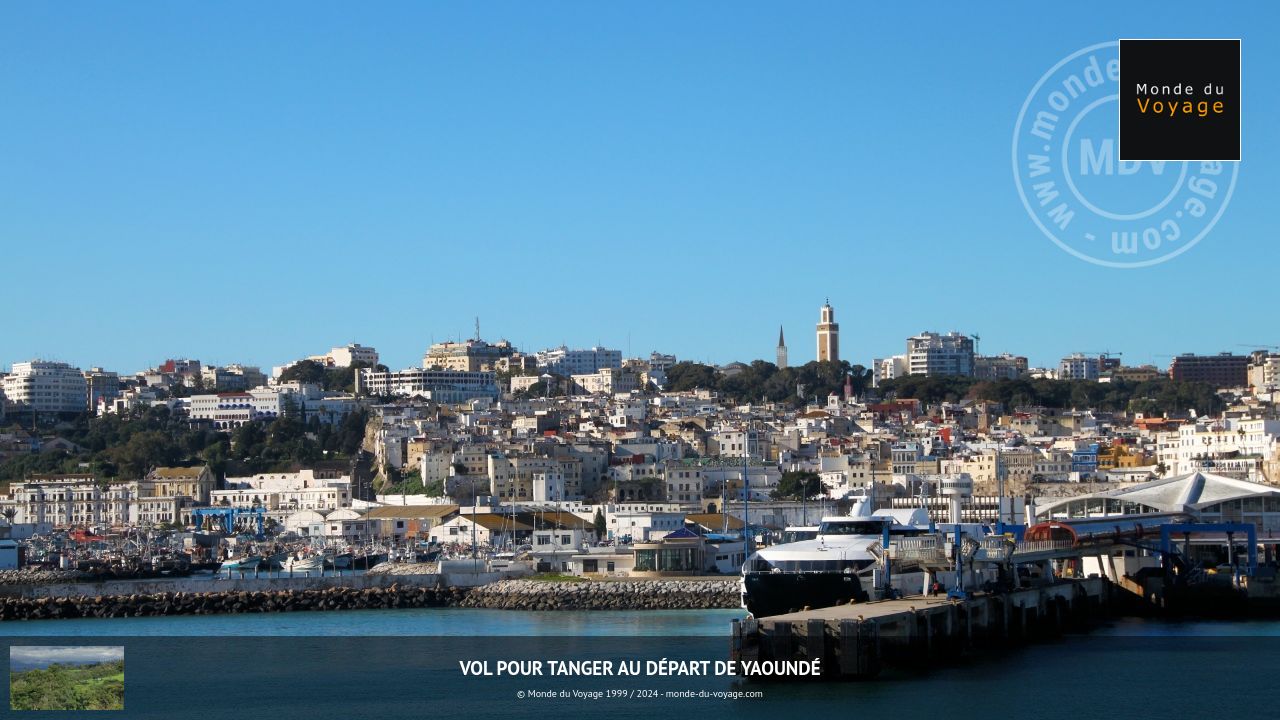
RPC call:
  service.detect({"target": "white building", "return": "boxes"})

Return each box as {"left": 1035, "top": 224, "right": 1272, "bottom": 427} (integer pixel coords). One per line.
{"left": 1058, "top": 353, "right": 1101, "bottom": 381}
{"left": 423, "top": 339, "right": 513, "bottom": 372}
{"left": 1164, "top": 418, "right": 1280, "bottom": 480}
{"left": 1249, "top": 353, "right": 1280, "bottom": 392}
{"left": 532, "top": 471, "right": 566, "bottom": 503}
{"left": 873, "top": 355, "right": 909, "bottom": 385}
{"left": 3, "top": 360, "right": 88, "bottom": 413}
{"left": 186, "top": 388, "right": 290, "bottom": 429}
{"left": 906, "top": 332, "right": 974, "bottom": 377}
{"left": 83, "top": 367, "right": 120, "bottom": 409}
{"left": 571, "top": 368, "right": 638, "bottom": 395}
{"left": 534, "top": 346, "right": 622, "bottom": 376}
{"left": 1035, "top": 471, "right": 1280, "bottom": 534}
{"left": 1, "top": 474, "right": 194, "bottom": 527}
{"left": 323, "top": 344, "right": 379, "bottom": 368}
{"left": 187, "top": 385, "right": 355, "bottom": 429}
{"left": 608, "top": 508, "right": 685, "bottom": 542}
{"left": 354, "top": 368, "right": 498, "bottom": 403}
{"left": 201, "top": 364, "right": 267, "bottom": 391}
{"left": 222, "top": 470, "right": 353, "bottom": 511}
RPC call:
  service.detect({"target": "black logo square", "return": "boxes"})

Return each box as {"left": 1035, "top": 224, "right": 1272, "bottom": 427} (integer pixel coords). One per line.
{"left": 1119, "top": 39, "right": 1240, "bottom": 161}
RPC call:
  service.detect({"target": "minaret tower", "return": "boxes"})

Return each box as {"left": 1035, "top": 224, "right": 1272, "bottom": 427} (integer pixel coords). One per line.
{"left": 816, "top": 299, "right": 840, "bottom": 363}
{"left": 776, "top": 326, "right": 788, "bottom": 370}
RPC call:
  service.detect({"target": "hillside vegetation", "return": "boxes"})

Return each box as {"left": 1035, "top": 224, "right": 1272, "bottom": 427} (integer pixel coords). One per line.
{"left": 10, "top": 660, "right": 125, "bottom": 711}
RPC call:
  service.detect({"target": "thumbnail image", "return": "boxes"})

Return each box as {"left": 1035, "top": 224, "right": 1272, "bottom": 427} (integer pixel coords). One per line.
{"left": 9, "top": 646, "right": 124, "bottom": 711}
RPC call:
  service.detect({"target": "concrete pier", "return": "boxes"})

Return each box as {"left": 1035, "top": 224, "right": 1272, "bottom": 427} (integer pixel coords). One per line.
{"left": 731, "top": 578, "right": 1112, "bottom": 678}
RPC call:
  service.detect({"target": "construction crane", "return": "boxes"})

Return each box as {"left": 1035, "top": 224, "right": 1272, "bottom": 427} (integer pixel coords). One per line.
{"left": 1237, "top": 344, "right": 1280, "bottom": 351}
{"left": 970, "top": 333, "right": 981, "bottom": 356}
{"left": 1073, "top": 350, "right": 1123, "bottom": 360}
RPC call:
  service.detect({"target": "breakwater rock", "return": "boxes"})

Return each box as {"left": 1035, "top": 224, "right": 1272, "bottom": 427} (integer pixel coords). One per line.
{"left": 458, "top": 579, "right": 740, "bottom": 611}
{"left": 0, "top": 584, "right": 468, "bottom": 621}
{"left": 0, "top": 569, "right": 85, "bottom": 585}
{"left": 0, "top": 577, "right": 741, "bottom": 620}
{"left": 367, "top": 562, "right": 438, "bottom": 576}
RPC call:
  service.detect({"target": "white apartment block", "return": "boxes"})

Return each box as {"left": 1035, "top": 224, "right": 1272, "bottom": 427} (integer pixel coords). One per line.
{"left": 217, "top": 470, "right": 353, "bottom": 513}
{"left": 1165, "top": 418, "right": 1280, "bottom": 479}
{"left": 906, "top": 332, "right": 975, "bottom": 377}
{"left": 1249, "top": 354, "right": 1280, "bottom": 392}
{"left": 534, "top": 346, "right": 622, "bottom": 376}
{"left": 1, "top": 475, "right": 193, "bottom": 527}
{"left": 187, "top": 384, "right": 355, "bottom": 430}
{"left": 355, "top": 368, "right": 499, "bottom": 403}
{"left": 1059, "top": 354, "right": 1101, "bottom": 381}
{"left": 873, "top": 355, "right": 909, "bottom": 385}
{"left": 187, "top": 388, "right": 290, "bottom": 429}
{"left": 3, "top": 360, "right": 89, "bottom": 413}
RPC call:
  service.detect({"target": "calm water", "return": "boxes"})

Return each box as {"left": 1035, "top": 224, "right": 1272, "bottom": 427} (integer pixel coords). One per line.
{"left": 2, "top": 609, "right": 1278, "bottom": 719}
{"left": 4, "top": 604, "right": 1279, "bottom": 638}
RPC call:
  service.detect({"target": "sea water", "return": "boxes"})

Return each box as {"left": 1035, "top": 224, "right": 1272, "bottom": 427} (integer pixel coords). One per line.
{"left": 2, "top": 609, "right": 1277, "bottom": 719}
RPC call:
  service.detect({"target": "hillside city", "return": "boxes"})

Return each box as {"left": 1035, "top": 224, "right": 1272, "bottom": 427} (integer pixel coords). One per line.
{"left": 3, "top": 301, "right": 1280, "bottom": 575}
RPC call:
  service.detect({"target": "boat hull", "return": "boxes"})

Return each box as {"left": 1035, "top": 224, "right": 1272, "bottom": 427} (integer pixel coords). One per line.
{"left": 280, "top": 557, "right": 325, "bottom": 573}
{"left": 741, "top": 572, "right": 869, "bottom": 618}
{"left": 220, "top": 557, "right": 262, "bottom": 574}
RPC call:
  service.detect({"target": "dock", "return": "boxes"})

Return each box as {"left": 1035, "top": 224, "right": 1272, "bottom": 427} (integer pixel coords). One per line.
{"left": 731, "top": 577, "right": 1112, "bottom": 678}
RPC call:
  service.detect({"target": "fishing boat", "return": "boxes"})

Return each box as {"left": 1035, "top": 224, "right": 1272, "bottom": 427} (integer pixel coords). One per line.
{"left": 325, "top": 551, "right": 352, "bottom": 570}
{"left": 349, "top": 551, "right": 387, "bottom": 570}
{"left": 219, "top": 555, "right": 262, "bottom": 574}
{"left": 279, "top": 553, "right": 325, "bottom": 573}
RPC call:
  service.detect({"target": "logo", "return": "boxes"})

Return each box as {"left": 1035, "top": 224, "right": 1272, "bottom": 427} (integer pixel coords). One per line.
{"left": 1012, "top": 42, "right": 1238, "bottom": 268}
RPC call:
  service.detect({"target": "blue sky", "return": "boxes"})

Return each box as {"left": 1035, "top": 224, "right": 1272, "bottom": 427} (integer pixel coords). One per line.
{"left": 10, "top": 645, "right": 123, "bottom": 671}
{"left": 1, "top": 2, "right": 1275, "bottom": 373}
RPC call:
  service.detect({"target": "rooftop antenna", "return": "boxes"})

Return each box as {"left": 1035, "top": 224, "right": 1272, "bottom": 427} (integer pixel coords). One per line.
{"left": 475, "top": 317, "right": 481, "bottom": 342}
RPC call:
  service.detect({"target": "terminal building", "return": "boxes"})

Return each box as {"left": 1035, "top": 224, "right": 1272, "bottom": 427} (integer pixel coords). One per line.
{"left": 1034, "top": 470, "right": 1280, "bottom": 535}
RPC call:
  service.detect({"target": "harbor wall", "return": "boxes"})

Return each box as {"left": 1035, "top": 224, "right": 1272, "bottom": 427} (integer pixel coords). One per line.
{"left": 0, "top": 571, "right": 444, "bottom": 600}
{"left": 0, "top": 576, "right": 742, "bottom": 620}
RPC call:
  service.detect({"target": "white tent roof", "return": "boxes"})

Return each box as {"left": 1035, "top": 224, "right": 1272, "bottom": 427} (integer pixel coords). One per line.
{"left": 1037, "top": 471, "right": 1280, "bottom": 516}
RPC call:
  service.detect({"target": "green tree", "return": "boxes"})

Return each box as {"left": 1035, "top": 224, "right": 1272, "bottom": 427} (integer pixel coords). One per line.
{"left": 772, "top": 471, "right": 825, "bottom": 500}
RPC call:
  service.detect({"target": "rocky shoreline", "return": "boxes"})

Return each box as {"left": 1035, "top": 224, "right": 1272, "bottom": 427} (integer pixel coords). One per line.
{"left": 0, "top": 578, "right": 741, "bottom": 620}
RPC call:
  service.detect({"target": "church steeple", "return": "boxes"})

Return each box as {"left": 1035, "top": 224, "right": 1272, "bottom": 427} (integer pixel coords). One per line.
{"left": 776, "top": 325, "right": 788, "bottom": 370}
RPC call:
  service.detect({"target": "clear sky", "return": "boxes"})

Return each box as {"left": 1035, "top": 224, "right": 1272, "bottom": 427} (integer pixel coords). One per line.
{"left": 2, "top": 2, "right": 1275, "bottom": 374}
